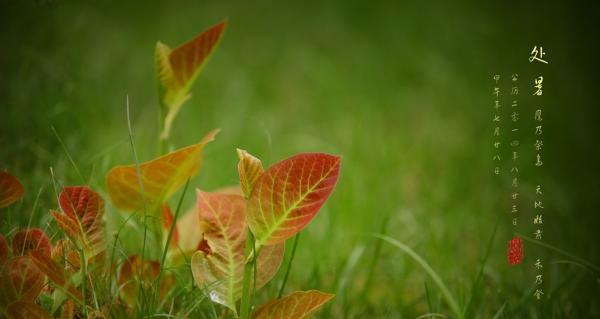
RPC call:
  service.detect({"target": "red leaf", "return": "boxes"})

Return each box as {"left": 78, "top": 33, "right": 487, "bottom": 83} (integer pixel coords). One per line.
{"left": 0, "top": 171, "right": 24, "bottom": 208}
{"left": 252, "top": 290, "right": 334, "bottom": 319}
{"left": 11, "top": 228, "right": 51, "bottom": 257}
{"left": 168, "top": 20, "right": 227, "bottom": 89}
{"left": 0, "top": 256, "right": 45, "bottom": 304}
{"left": 247, "top": 153, "right": 341, "bottom": 245}
{"left": 59, "top": 186, "right": 104, "bottom": 231}
{"left": 54, "top": 186, "right": 105, "bottom": 261}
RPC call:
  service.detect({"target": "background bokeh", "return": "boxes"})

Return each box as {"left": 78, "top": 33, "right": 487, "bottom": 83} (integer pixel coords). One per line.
{"left": 1, "top": 0, "right": 599, "bottom": 317}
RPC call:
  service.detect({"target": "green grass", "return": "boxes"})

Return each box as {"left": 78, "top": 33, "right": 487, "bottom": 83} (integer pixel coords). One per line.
{"left": 1, "top": 0, "right": 600, "bottom": 318}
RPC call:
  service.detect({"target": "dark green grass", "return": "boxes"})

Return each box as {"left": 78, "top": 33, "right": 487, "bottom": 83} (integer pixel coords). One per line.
{"left": 1, "top": 0, "right": 600, "bottom": 318}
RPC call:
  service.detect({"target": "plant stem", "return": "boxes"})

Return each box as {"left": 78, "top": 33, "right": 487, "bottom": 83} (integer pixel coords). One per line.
{"left": 158, "top": 101, "right": 167, "bottom": 155}
{"left": 278, "top": 233, "right": 300, "bottom": 298}
{"left": 240, "top": 231, "right": 256, "bottom": 319}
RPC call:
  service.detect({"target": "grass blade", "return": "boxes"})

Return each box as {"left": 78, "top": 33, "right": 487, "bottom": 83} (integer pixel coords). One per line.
{"left": 374, "top": 234, "right": 464, "bottom": 319}
{"left": 277, "top": 233, "right": 300, "bottom": 298}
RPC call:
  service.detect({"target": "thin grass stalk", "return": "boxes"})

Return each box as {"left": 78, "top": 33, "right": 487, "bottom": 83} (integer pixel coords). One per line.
{"left": 51, "top": 125, "right": 86, "bottom": 184}
{"left": 277, "top": 233, "right": 300, "bottom": 298}
{"left": 374, "top": 234, "right": 464, "bottom": 319}
{"left": 126, "top": 96, "right": 151, "bottom": 315}
{"left": 156, "top": 178, "right": 191, "bottom": 309}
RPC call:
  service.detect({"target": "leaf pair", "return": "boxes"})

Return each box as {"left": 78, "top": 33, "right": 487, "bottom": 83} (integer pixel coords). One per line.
{"left": 155, "top": 20, "right": 226, "bottom": 140}
{"left": 191, "top": 190, "right": 284, "bottom": 314}
{"left": 239, "top": 151, "right": 342, "bottom": 247}
{"left": 191, "top": 151, "right": 341, "bottom": 315}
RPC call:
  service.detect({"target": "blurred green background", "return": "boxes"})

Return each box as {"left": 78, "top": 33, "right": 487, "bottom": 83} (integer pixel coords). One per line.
{"left": 1, "top": 0, "right": 599, "bottom": 317}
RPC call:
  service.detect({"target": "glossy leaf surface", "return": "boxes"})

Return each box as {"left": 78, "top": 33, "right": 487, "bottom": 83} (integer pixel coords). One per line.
{"left": 247, "top": 153, "right": 341, "bottom": 246}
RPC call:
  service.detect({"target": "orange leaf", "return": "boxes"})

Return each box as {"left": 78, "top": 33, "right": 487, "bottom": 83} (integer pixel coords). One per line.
{"left": 156, "top": 20, "right": 227, "bottom": 139}
{"left": 51, "top": 211, "right": 81, "bottom": 241}
{"left": 0, "top": 171, "right": 24, "bottom": 208}
{"left": 247, "top": 153, "right": 341, "bottom": 246}
{"left": 106, "top": 129, "right": 219, "bottom": 213}
{"left": 29, "top": 251, "right": 83, "bottom": 302}
{"left": 191, "top": 190, "right": 284, "bottom": 313}
{"left": 252, "top": 290, "right": 334, "bottom": 319}
{"left": 0, "top": 256, "right": 45, "bottom": 304}
{"left": 11, "top": 228, "right": 52, "bottom": 257}
{"left": 6, "top": 300, "right": 51, "bottom": 319}
{"left": 237, "top": 149, "right": 264, "bottom": 198}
